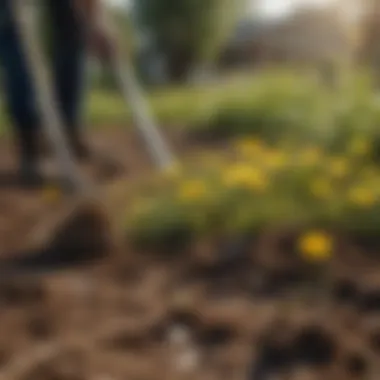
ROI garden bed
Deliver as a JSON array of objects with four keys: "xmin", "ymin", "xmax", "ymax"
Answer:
[
  {"xmin": 2, "ymin": 68, "xmax": 380, "ymax": 379},
  {"xmin": 1, "ymin": 126, "xmax": 380, "ymax": 379},
  {"xmin": 0, "ymin": 223, "xmax": 380, "ymax": 380}
]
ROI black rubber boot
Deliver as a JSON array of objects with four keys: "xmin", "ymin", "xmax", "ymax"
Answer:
[{"xmin": 19, "ymin": 160, "xmax": 44, "ymax": 188}]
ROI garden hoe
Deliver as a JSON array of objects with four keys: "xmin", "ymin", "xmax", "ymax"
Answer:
[
  {"xmin": 107, "ymin": 26, "xmax": 176, "ymax": 171},
  {"xmin": 77, "ymin": 1, "xmax": 176, "ymax": 172},
  {"xmin": 2, "ymin": 0, "xmax": 175, "ymax": 273}
]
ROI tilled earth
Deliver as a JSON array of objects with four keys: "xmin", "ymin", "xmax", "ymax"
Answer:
[
  {"xmin": 1, "ymin": 240, "xmax": 380, "ymax": 380},
  {"xmin": 1, "ymin": 130, "xmax": 380, "ymax": 379},
  {"xmin": 0, "ymin": 127, "xmax": 187, "ymax": 258}
]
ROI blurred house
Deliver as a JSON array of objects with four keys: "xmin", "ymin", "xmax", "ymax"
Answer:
[
  {"xmin": 219, "ymin": 18, "xmax": 273, "ymax": 69},
  {"xmin": 219, "ymin": 5, "xmax": 354, "ymax": 70},
  {"xmin": 357, "ymin": 0, "xmax": 380, "ymax": 68}
]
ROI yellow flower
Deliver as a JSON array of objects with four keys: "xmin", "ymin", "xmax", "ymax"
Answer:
[
  {"xmin": 310, "ymin": 178, "xmax": 333, "ymax": 199},
  {"xmin": 328, "ymin": 157, "xmax": 349, "ymax": 178},
  {"xmin": 179, "ymin": 180, "xmax": 207, "ymax": 201},
  {"xmin": 223, "ymin": 164, "xmax": 268, "ymax": 191},
  {"xmin": 348, "ymin": 187, "xmax": 376, "ymax": 207},
  {"xmin": 42, "ymin": 185, "xmax": 62, "ymax": 204},
  {"xmin": 348, "ymin": 137, "xmax": 370, "ymax": 156},
  {"xmin": 297, "ymin": 230, "xmax": 333, "ymax": 262},
  {"xmin": 234, "ymin": 137, "xmax": 264, "ymax": 157}
]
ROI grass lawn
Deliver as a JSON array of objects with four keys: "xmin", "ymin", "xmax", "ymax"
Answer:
[
  {"xmin": 86, "ymin": 73, "xmax": 257, "ymax": 127},
  {"xmin": 0, "ymin": 72, "xmax": 259, "ymax": 135}
]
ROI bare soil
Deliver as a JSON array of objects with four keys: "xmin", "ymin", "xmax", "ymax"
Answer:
[{"xmin": 1, "ymin": 129, "xmax": 380, "ymax": 380}]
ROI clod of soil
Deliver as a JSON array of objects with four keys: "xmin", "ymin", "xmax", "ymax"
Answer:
[
  {"xmin": 350, "ymin": 232, "xmax": 380, "ymax": 256},
  {"xmin": 109, "ymin": 263, "xmax": 143, "ymax": 286},
  {"xmin": 167, "ymin": 309, "xmax": 202, "ymax": 331},
  {"xmin": 343, "ymin": 352, "xmax": 368, "ymax": 377},
  {"xmin": 249, "ymin": 337, "xmax": 293, "ymax": 379},
  {"xmin": 197, "ymin": 325, "xmax": 237, "ymax": 348},
  {"xmin": 257, "ymin": 268, "xmax": 305, "ymax": 297},
  {"xmin": 0, "ymin": 280, "xmax": 46, "ymax": 307},
  {"xmin": 26, "ymin": 314, "xmax": 55, "ymax": 341},
  {"xmin": 331, "ymin": 279, "xmax": 359, "ymax": 305},
  {"xmin": 368, "ymin": 330, "xmax": 380, "ymax": 353},
  {"xmin": 291, "ymin": 325, "xmax": 337, "ymax": 367},
  {"xmin": 249, "ymin": 319, "xmax": 295, "ymax": 379},
  {"xmin": 356, "ymin": 289, "xmax": 380, "ymax": 314},
  {"xmin": 147, "ymin": 321, "xmax": 169, "ymax": 344},
  {"xmin": 48, "ymin": 201, "xmax": 113, "ymax": 261},
  {"xmin": 101, "ymin": 329, "xmax": 149, "ymax": 352}
]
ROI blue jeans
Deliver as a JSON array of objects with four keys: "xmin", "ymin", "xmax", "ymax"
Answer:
[{"xmin": 0, "ymin": 0, "xmax": 86, "ymax": 160}]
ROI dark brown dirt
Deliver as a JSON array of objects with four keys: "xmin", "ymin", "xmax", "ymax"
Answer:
[
  {"xmin": 0, "ymin": 127, "xmax": 189, "ymax": 258},
  {"xmin": 1, "ymin": 129, "xmax": 380, "ymax": 380}
]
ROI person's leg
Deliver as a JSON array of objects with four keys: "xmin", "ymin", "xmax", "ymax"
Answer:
[
  {"xmin": 46, "ymin": 0, "xmax": 89, "ymax": 160},
  {"xmin": 0, "ymin": 0, "xmax": 42, "ymax": 183}
]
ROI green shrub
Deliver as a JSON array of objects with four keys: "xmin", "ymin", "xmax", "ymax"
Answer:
[{"xmin": 192, "ymin": 69, "xmax": 380, "ymax": 154}]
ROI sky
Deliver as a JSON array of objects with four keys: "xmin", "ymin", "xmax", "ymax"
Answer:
[
  {"xmin": 257, "ymin": 0, "xmax": 336, "ymax": 17},
  {"xmin": 106, "ymin": 0, "xmax": 336, "ymax": 18}
]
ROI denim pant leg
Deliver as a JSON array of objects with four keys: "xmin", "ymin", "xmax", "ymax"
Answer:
[
  {"xmin": 47, "ymin": 0, "xmax": 87, "ymax": 134},
  {"xmin": 0, "ymin": 0, "xmax": 40, "ymax": 158}
]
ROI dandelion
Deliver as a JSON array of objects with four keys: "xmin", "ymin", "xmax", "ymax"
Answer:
[
  {"xmin": 297, "ymin": 230, "xmax": 333, "ymax": 262},
  {"xmin": 223, "ymin": 164, "xmax": 268, "ymax": 191},
  {"xmin": 348, "ymin": 186, "xmax": 376, "ymax": 207},
  {"xmin": 310, "ymin": 178, "xmax": 333, "ymax": 199},
  {"xmin": 179, "ymin": 180, "xmax": 207, "ymax": 201}
]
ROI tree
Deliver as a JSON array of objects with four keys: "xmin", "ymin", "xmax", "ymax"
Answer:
[
  {"xmin": 132, "ymin": 0, "xmax": 249, "ymax": 82},
  {"xmin": 356, "ymin": 0, "xmax": 380, "ymax": 83}
]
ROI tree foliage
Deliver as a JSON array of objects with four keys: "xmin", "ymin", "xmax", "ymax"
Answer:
[{"xmin": 132, "ymin": 0, "xmax": 248, "ymax": 81}]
